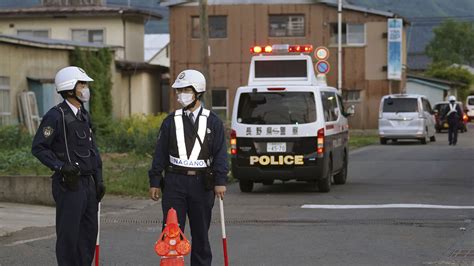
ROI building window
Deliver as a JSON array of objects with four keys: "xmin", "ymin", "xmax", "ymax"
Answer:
[
  {"xmin": 330, "ymin": 23, "xmax": 366, "ymax": 45},
  {"xmin": 17, "ymin": 30, "xmax": 49, "ymax": 38},
  {"xmin": 211, "ymin": 89, "xmax": 228, "ymax": 120},
  {"xmin": 269, "ymin": 15, "xmax": 305, "ymax": 37},
  {"xmin": 192, "ymin": 16, "xmax": 227, "ymax": 39},
  {"xmin": 0, "ymin": 77, "xmax": 11, "ymax": 125},
  {"xmin": 342, "ymin": 90, "xmax": 361, "ymax": 102},
  {"xmin": 72, "ymin": 29, "xmax": 104, "ymax": 44}
]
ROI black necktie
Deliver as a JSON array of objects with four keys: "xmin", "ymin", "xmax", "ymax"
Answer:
[
  {"xmin": 77, "ymin": 109, "xmax": 83, "ymax": 121},
  {"xmin": 188, "ymin": 112, "xmax": 195, "ymax": 125}
]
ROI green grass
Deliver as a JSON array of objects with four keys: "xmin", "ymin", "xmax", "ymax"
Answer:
[
  {"xmin": 101, "ymin": 152, "xmax": 152, "ymax": 197},
  {"xmin": 349, "ymin": 135, "xmax": 379, "ymax": 150}
]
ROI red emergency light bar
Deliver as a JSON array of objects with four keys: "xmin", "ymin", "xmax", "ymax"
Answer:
[{"xmin": 250, "ymin": 44, "xmax": 313, "ymax": 54}]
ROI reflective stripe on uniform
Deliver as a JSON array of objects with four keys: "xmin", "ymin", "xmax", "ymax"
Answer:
[
  {"xmin": 169, "ymin": 155, "xmax": 207, "ymax": 168},
  {"xmin": 172, "ymin": 108, "xmax": 210, "ymax": 167},
  {"xmin": 447, "ymin": 103, "xmax": 457, "ymax": 116},
  {"xmin": 189, "ymin": 109, "xmax": 210, "ymax": 161},
  {"xmin": 174, "ymin": 109, "xmax": 188, "ymax": 160}
]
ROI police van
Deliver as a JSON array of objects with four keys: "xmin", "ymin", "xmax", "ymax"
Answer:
[{"xmin": 230, "ymin": 44, "xmax": 354, "ymax": 193}]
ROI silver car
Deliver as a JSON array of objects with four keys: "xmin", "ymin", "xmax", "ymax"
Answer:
[{"xmin": 378, "ymin": 94, "xmax": 436, "ymax": 144}]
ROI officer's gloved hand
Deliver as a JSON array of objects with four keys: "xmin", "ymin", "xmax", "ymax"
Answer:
[
  {"xmin": 60, "ymin": 162, "xmax": 80, "ymax": 191},
  {"xmin": 96, "ymin": 182, "xmax": 106, "ymax": 202}
]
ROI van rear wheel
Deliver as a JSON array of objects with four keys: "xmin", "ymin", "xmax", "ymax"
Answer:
[
  {"xmin": 318, "ymin": 159, "xmax": 332, "ymax": 193},
  {"xmin": 239, "ymin": 180, "xmax": 254, "ymax": 193},
  {"xmin": 380, "ymin": 138, "xmax": 388, "ymax": 145},
  {"xmin": 334, "ymin": 153, "xmax": 347, "ymax": 185}
]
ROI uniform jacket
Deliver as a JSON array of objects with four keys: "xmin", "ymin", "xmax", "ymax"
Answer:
[
  {"xmin": 31, "ymin": 101, "xmax": 103, "ymax": 183},
  {"xmin": 148, "ymin": 107, "xmax": 229, "ymax": 188}
]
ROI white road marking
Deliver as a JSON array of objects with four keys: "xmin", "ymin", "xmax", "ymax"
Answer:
[
  {"xmin": 301, "ymin": 204, "xmax": 474, "ymax": 209},
  {"xmin": 5, "ymin": 234, "xmax": 56, "ymax": 247}
]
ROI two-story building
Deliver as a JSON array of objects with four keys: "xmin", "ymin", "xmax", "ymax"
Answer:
[
  {"xmin": 0, "ymin": 3, "xmax": 168, "ymax": 126},
  {"xmin": 163, "ymin": 0, "xmax": 407, "ymax": 129}
]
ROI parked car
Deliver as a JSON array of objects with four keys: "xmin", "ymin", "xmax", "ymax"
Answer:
[
  {"xmin": 433, "ymin": 101, "xmax": 468, "ymax": 133},
  {"xmin": 378, "ymin": 94, "xmax": 436, "ymax": 144},
  {"xmin": 466, "ymin": 95, "xmax": 474, "ymax": 121}
]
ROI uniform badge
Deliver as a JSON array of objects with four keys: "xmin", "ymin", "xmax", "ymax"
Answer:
[
  {"xmin": 43, "ymin": 126, "xmax": 54, "ymax": 138},
  {"xmin": 178, "ymin": 72, "xmax": 185, "ymax": 79}
]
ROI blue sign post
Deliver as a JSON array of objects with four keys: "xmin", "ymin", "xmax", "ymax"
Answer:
[
  {"xmin": 315, "ymin": 60, "xmax": 330, "ymax": 75},
  {"xmin": 387, "ymin": 18, "xmax": 403, "ymax": 80}
]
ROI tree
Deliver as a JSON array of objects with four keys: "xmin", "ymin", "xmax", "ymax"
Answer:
[
  {"xmin": 427, "ymin": 63, "xmax": 474, "ymax": 101},
  {"xmin": 426, "ymin": 20, "xmax": 474, "ymax": 66}
]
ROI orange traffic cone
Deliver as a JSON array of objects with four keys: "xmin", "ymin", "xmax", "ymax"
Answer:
[{"xmin": 155, "ymin": 208, "xmax": 191, "ymax": 266}]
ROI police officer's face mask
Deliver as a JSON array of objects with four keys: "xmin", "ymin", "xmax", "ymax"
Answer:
[
  {"xmin": 177, "ymin": 92, "xmax": 194, "ymax": 107},
  {"xmin": 77, "ymin": 87, "xmax": 90, "ymax": 103}
]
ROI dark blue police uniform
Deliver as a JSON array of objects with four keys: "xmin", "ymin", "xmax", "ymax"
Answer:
[
  {"xmin": 32, "ymin": 100, "xmax": 102, "ymax": 265},
  {"xmin": 149, "ymin": 107, "xmax": 228, "ymax": 266},
  {"xmin": 443, "ymin": 102, "xmax": 463, "ymax": 145}
]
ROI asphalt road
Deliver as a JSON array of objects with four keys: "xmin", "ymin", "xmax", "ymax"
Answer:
[{"xmin": 1, "ymin": 125, "xmax": 473, "ymax": 265}]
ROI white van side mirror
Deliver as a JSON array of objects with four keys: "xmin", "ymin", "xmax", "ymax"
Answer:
[{"xmin": 345, "ymin": 105, "xmax": 355, "ymax": 117}]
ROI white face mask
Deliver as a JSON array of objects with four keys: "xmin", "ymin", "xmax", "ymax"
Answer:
[
  {"xmin": 77, "ymin": 88, "xmax": 90, "ymax": 103},
  {"xmin": 177, "ymin": 93, "xmax": 194, "ymax": 107}
]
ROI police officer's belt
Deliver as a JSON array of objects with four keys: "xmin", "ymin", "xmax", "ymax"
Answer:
[{"xmin": 166, "ymin": 167, "xmax": 206, "ymax": 176}]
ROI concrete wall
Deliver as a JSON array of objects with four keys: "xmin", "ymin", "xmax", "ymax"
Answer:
[
  {"xmin": 406, "ymin": 81, "xmax": 446, "ymax": 105},
  {"xmin": 0, "ymin": 176, "xmax": 54, "ymax": 206},
  {"xmin": 0, "ymin": 42, "xmax": 69, "ymax": 125},
  {"xmin": 124, "ymin": 18, "xmax": 145, "ymax": 62},
  {"xmin": 130, "ymin": 71, "xmax": 162, "ymax": 114}
]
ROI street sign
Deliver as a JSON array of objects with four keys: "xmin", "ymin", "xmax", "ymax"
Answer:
[
  {"xmin": 314, "ymin": 46, "xmax": 330, "ymax": 61},
  {"xmin": 315, "ymin": 60, "xmax": 330, "ymax": 74}
]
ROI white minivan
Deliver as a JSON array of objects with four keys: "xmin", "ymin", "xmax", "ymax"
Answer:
[
  {"xmin": 466, "ymin": 95, "xmax": 474, "ymax": 121},
  {"xmin": 378, "ymin": 94, "xmax": 436, "ymax": 144}
]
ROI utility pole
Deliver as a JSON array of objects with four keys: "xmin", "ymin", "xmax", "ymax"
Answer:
[
  {"xmin": 199, "ymin": 0, "xmax": 212, "ymax": 107},
  {"xmin": 337, "ymin": 0, "xmax": 343, "ymax": 93}
]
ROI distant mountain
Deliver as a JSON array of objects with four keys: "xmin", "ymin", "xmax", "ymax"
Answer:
[
  {"xmin": 348, "ymin": 0, "xmax": 474, "ymax": 18},
  {"xmin": 0, "ymin": 0, "xmax": 39, "ymax": 8}
]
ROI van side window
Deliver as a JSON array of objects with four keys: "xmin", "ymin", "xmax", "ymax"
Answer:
[
  {"xmin": 321, "ymin": 92, "xmax": 339, "ymax": 122},
  {"xmin": 337, "ymin": 95, "xmax": 345, "ymax": 115}
]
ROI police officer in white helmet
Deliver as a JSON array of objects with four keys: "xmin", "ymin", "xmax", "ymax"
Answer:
[
  {"xmin": 32, "ymin": 66, "xmax": 105, "ymax": 265},
  {"xmin": 442, "ymin": 95, "xmax": 463, "ymax": 145},
  {"xmin": 149, "ymin": 69, "xmax": 228, "ymax": 266}
]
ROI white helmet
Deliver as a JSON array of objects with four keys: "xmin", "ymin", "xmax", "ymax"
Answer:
[
  {"xmin": 448, "ymin": 95, "xmax": 456, "ymax": 102},
  {"xmin": 55, "ymin": 66, "xmax": 93, "ymax": 92},
  {"xmin": 172, "ymin": 69, "xmax": 206, "ymax": 93}
]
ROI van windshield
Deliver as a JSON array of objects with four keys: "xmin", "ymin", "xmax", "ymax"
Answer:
[
  {"xmin": 468, "ymin": 98, "xmax": 474, "ymax": 105},
  {"xmin": 383, "ymin": 98, "xmax": 418, "ymax": 113},
  {"xmin": 237, "ymin": 91, "xmax": 316, "ymax": 124}
]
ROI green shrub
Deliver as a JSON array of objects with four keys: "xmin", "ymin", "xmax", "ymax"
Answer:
[
  {"xmin": 0, "ymin": 125, "xmax": 32, "ymax": 150},
  {"xmin": 0, "ymin": 146, "xmax": 50, "ymax": 175},
  {"xmin": 97, "ymin": 113, "xmax": 168, "ymax": 154}
]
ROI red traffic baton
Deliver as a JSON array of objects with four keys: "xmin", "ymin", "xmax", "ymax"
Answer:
[
  {"xmin": 219, "ymin": 197, "xmax": 229, "ymax": 266},
  {"xmin": 95, "ymin": 202, "xmax": 101, "ymax": 266}
]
